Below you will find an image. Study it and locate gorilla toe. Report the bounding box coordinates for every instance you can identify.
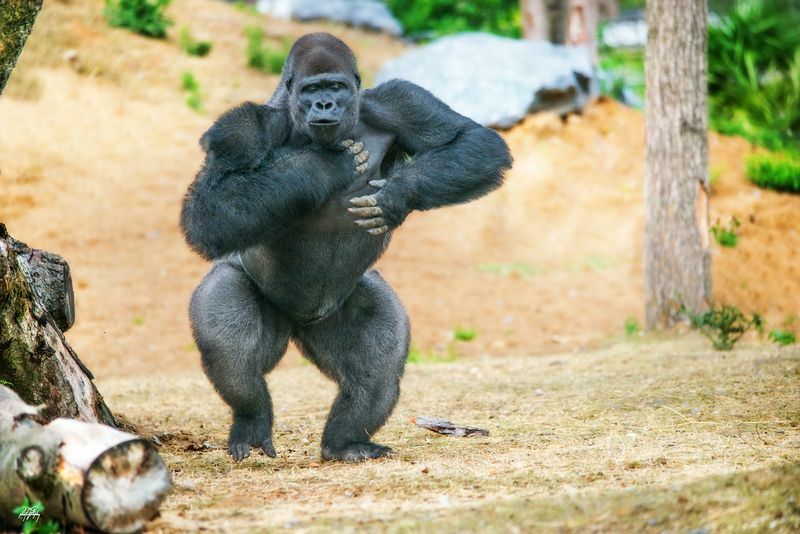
[322,442,394,462]
[228,414,274,462]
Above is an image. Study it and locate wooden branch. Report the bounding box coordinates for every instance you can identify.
[0,0,44,93]
[0,386,172,533]
[0,224,115,425]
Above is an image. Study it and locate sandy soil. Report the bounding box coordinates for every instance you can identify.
[1,0,799,381]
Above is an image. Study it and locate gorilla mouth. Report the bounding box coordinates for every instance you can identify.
[309,119,340,127]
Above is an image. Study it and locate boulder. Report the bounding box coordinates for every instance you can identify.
[256,0,403,36]
[375,33,597,129]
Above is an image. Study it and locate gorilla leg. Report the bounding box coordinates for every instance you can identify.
[294,271,410,462]
[190,259,292,461]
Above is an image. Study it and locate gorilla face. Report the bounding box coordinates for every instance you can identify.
[290,72,360,147]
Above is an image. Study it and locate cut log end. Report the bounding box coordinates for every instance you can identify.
[82,440,171,534]
[17,446,45,482]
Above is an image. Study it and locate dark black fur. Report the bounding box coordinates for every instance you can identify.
[180,33,512,462]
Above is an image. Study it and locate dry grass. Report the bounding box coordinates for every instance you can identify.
[98,336,800,532]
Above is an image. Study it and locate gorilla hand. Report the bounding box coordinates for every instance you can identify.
[348,179,411,236]
[340,139,369,175]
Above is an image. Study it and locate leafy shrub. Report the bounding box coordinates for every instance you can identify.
[710,216,740,247]
[685,304,762,351]
[180,72,202,112]
[246,27,288,74]
[12,497,60,534]
[769,329,796,345]
[386,0,521,40]
[708,0,800,154]
[104,0,173,39]
[746,153,800,193]
[180,27,213,57]
[624,317,640,336]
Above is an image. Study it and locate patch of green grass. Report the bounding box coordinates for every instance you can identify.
[179,26,213,57]
[709,163,726,190]
[710,216,741,248]
[132,315,145,326]
[453,327,477,342]
[407,343,457,364]
[684,303,762,351]
[769,329,796,346]
[180,71,203,112]
[245,27,288,75]
[624,317,640,337]
[104,0,172,39]
[476,262,542,278]
[747,153,800,193]
[598,46,645,105]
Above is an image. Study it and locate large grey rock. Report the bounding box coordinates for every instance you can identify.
[256,0,403,36]
[376,33,597,129]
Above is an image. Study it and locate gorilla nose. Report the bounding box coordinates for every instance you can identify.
[313,100,335,111]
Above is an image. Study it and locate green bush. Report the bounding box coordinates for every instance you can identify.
[180,27,213,57]
[685,304,762,351]
[246,27,288,74]
[708,0,800,154]
[769,329,796,346]
[104,0,173,39]
[746,153,800,193]
[386,0,521,40]
[453,327,477,342]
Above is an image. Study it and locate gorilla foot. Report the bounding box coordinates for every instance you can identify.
[228,414,276,462]
[322,442,394,462]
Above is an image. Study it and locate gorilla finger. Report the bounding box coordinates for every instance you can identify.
[369,179,387,188]
[230,443,250,462]
[354,150,369,164]
[355,217,385,229]
[349,195,378,207]
[347,141,364,154]
[356,162,369,175]
[348,206,382,217]
[340,139,354,148]
[260,441,277,458]
[367,226,389,236]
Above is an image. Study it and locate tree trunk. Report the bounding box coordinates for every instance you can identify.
[521,0,571,43]
[0,386,172,533]
[0,224,116,425]
[644,0,711,328]
[0,0,43,94]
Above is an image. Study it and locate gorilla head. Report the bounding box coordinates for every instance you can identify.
[282,33,361,147]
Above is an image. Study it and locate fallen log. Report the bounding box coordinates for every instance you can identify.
[0,385,172,533]
[0,224,114,424]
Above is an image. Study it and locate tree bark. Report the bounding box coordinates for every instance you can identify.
[0,386,171,533]
[0,224,116,425]
[644,0,711,328]
[0,0,43,94]
[521,0,571,43]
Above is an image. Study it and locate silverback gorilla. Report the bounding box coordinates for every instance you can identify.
[180,33,512,462]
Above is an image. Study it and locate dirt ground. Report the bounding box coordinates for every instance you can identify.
[1,2,799,531]
[1,0,799,378]
[102,337,800,531]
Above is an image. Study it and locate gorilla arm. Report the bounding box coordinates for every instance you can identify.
[354,79,513,232]
[180,104,355,260]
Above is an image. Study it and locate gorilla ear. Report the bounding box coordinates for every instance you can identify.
[354,72,361,89]
[285,76,293,92]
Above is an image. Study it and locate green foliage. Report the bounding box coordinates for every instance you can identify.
[454,327,477,342]
[624,317,640,336]
[385,0,521,40]
[684,304,762,351]
[708,0,800,154]
[180,26,213,57]
[0,378,12,386]
[598,39,644,106]
[710,216,741,247]
[246,27,288,74]
[746,153,800,193]
[12,497,60,534]
[768,329,796,345]
[180,72,203,112]
[104,0,173,39]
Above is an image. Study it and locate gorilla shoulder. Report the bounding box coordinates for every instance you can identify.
[199,102,291,171]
